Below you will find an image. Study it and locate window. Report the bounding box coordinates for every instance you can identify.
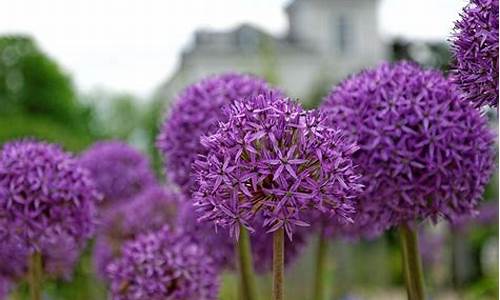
[335,15,352,55]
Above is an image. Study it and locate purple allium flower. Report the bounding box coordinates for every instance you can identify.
[451,0,499,108]
[107,226,219,300]
[321,61,495,237]
[193,92,363,240]
[80,141,155,208]
[0,140,99,253]
[177,202,235,270]
[157,73,282,195]
[93,185,179,279]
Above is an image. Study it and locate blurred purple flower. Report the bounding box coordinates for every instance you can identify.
[177,201,235,270]
[451,200,498,232]
[193,92,363,240]
[93,185,179,279]
[321,61,495,237]
[157,73,282,195]
[418,227,444,268]
[0,276,12,300]
[107,226,219,300]
[80,140,155,208]
[451,0,499,108]
[0,140,99,253]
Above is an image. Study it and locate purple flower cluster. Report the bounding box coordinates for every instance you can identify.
[107,226,219,300]
[321,61,495,237]
[93,185,179,279]
[80,141,155,208]
[157,73,282,194]
[451,0,499,108]
[193,92,363,240]
[0,140,99,252]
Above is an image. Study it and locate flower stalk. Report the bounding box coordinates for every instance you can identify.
[237,226,258,300]
[312,229,328,300]
[272,227,285,300]
[399,223,425,300]
[28,251,43,300]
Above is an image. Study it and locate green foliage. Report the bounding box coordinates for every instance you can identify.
[0,36,91,131]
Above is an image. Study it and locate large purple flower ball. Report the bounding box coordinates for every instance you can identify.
[157,73,282,195]
[193,92,363,239]
[107,226,219,300]
[93,185,179,279]
[451,0,499,108]
[80,141,155,208]
[321,61,495,237]
[0,140,99,252]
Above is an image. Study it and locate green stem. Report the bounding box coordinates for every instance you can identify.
[399,223,425,300]
[312,229,328,300]
[28,251,42,300]
[237,226,258,300]
[272,227,285,300]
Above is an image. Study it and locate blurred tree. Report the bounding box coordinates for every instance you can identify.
[390,38,451,72]
[0,35,96,151]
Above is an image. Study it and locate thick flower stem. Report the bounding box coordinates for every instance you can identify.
[28,251,43,300]
[399,223,425,300]
[272,228,285,300]
[237,226,258,300]
[312,230,328,300]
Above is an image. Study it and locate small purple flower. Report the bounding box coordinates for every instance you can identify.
[321,61,495,237]
[450,0,499,108]
[93,185,179,279]
[157,73,282,195]
[193,92,363,240]
[107,226,219,300]
[0,140,99,253]
[80,141,155,208]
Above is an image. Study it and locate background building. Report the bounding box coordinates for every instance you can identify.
[158,0,387,105]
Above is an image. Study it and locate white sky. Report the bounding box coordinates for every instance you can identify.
[0,0,468,98]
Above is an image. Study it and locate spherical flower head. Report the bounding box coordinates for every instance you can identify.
[451,0,499,108]
[177,202,235,270]
[93,185,179,279]
[80,140,155,208]
[157,72,283,195]
[321,61,495,237]
[107,226,219,300]
[193,92,363,240]
[0,140,99,252]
